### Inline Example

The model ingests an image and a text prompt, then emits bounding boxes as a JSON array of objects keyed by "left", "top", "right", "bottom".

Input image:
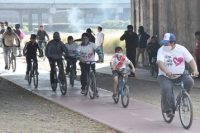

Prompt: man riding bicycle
[
  {"left": 45, "top": 32, "right": 68, "bottom": 86},
  {"left": 2, "top": 27, "right": 20, "bottom": 70},
  {"left": 76, "top": 33, "right": 103, "bottom": 95},
  {"left": 37, "top": 25, "right": 49, "bottom": 49},
  {"left": 157, "top": 33, "right": 199, "bottom": 117},
  {"left": 110, "top": 46, "right": 135, "bottom": 99}
]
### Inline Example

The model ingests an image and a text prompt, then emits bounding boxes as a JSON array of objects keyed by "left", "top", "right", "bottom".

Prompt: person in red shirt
[{"left": 195, "top": 31, "right": 200, "bottom": 77}]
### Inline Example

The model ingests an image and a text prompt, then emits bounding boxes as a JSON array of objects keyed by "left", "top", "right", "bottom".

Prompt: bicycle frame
[
  {"left": 118, "top": 73, "right": 128, "bottom": 96},
  {"left": 173, "top": 81, "right": 185, "bottom": 111}
]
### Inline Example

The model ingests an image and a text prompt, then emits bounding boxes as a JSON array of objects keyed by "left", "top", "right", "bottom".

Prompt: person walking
[
  {"left": 120, "top": 25, "right": 138, "bottom": 77},
  {"left": 95, "top": 26, "right": 104, "bottom": 62}
]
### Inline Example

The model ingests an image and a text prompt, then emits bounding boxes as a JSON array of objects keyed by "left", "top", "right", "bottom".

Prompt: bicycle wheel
[
  {"left": 28, "top": 71, "right": 32, "bottom": 85},
  {"left": 161, "top": 98, "right": 174, "bottom": 123},
  {"left": 121, "top": 85, "right": 129, "bottom": 108},
  {"left": 11, "top": 55, "right": 16, "bottom": 72},
  {"left": 69, "top": 68, "right": 75, "bottom": 87},
  {"left": 179, "top": 92, "right": 193, "bottom": 129},
  {"left": 59, "top": 70, "right": 67, "bottom": 95},
  {"left": 88, "top": 72, "right": 96, "bottom": 99},
  {"left": 51, "top": 72, "right": 57, "bottom": 92},
  {"left": 33, "top": 70, "right": 38, "bottom": 88}
]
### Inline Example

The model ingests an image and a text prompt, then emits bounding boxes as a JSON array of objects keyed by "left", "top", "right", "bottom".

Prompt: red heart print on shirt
[{"left": 173, "top": 57, "right": 183, "bottom": 66}]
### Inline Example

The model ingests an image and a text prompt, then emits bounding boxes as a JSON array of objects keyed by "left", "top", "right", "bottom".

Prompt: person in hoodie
[
  {"left": 45, "top": 32, "right": 68, "bottom": 86},
  {"left": 136, "top": 26, "right": 150, "bottom": 67}
]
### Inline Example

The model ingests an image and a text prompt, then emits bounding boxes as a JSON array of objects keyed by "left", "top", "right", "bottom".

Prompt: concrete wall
[{"left": 131, "top": 0, "right": 200, "bottom": 53}]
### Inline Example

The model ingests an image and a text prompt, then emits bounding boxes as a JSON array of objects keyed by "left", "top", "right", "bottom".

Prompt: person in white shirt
[
  {"left": 65, "top": 36, "right": 78, "bottom": 75},
  {"left": 157, "top": 33, "right": 199, "bottom": 117},
  {"left": 77, "top": 33, "right": 103, "bottom": 95},
  {"left": 110, "top": 46, "right": 135, "bottom": 99},
  {"left": 96, "top": 26, "right": 104, "bottom": 62}
]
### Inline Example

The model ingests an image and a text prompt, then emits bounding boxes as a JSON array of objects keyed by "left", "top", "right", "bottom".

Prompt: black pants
[
  {"left": 79, "top": 62, "right": 95, "bottom": 90},
  {"left": 48, "top": 58, "right": 63, "bottom": 84},
  {"left": 26, "top": 56, "right": 38, "bottom": 74},
  {"left": 126, "top": 48, "right": 136, "bottom": 67},
  {"left": 66, "top": 57, "right": 77, "bottom": 74}
]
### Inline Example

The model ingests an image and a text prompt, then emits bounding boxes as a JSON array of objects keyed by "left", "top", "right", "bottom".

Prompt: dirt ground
[{"left": 0, "top": 78, "right": 118, "bottom": 133}]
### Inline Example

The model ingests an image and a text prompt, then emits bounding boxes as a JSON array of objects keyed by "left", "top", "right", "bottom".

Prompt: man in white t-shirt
[
  {"left": 96, "top": 26, "right": 104, "bottom": 62},
  {"left": 110, "top": 46, "right": 135, "bottom": 99},
  {"left": 157, "top": 33, "right": 199, "bottom": 117}
]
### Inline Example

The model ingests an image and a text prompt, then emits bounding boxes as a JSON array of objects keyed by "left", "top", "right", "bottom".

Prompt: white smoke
[{"left": 67, "top": 8, "right": 84, "bottom": 32}]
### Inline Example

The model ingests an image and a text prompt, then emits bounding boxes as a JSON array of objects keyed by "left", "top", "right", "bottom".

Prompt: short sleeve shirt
[{"left": 157, "top": 44, "right": 193, "bottom": 76}]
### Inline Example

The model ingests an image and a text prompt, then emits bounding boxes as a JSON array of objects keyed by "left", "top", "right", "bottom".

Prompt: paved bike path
[{"left": 1, "top": 70, "right": 200, "bottom": 133}]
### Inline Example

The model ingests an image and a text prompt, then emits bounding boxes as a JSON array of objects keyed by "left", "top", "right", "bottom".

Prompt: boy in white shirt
[
  {"left": 110, "top": 46, "right": 135, "bottom": 99},
  {"left": 77, "top": 33, "right": 103, "bottom": 95},
  {"left": 65, "top": 36, "right": 78, "bottom": 75}
]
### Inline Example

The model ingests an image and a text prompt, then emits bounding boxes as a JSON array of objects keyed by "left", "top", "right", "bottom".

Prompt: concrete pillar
[
  {"left": 48, "top": 14, "right": 53, "bottom": 31},
  {"left": 28, "top": 12, "right": 33, "bottom": 32},
  {"left": 19, "top": 11, "right": 23, "bottom": 28},
  {"left": 38, "top": 13, "right": 43, "bottom": 26},
  {"left": 141, "top": 0, "right": 150, "bottom": 34}
]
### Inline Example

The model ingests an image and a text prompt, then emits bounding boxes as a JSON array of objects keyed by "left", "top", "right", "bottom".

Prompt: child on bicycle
[
  {"left": 65, "top": 36, "right": 78, "bottom": 75},
  {"left": 76, "top": 33, "right": 103, "bottom": 95},
  {"left": 110, "top": 46, "right": 135, "bottom": 99},
  {"left": 23, "top": 34, "right": 42, "bottom": 80}
]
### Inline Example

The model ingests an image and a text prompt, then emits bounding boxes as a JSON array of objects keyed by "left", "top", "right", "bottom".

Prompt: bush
[
  {"left": 104, "top": 34, "right": 125, "bottom": 54},
  {"left": 101, "top": 20, "right": 130, "bottom": 29}
]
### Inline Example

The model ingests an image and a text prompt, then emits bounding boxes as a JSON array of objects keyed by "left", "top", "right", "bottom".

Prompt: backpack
[
  {"left": 19, "top": 29, "right": 25, "bottom": 40},
  {"left": 116, "top": 55, "right": 126, "bottom": 70}
]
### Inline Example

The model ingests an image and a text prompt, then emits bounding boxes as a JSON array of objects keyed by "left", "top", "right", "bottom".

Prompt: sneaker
[
  {"left": 5, "top": 65, "right": 8, "bottom": 70},
  {"left": 112, "top": 93, "right": 117, "bottom": 100},
  {"left": 17, "top": 54, "right": 22, "bottom": 57},
  {"left": 166, "top": 109, "right": 174, "bottom": 118},
  {"left": 128, "top": 73, "right": 135, "bottom": 77},
  {"left": 81, "top": 89, "right": 85, "bottom": 95},
  {"left": 24, "top": 74, "right": 28, "bottom": 80}
]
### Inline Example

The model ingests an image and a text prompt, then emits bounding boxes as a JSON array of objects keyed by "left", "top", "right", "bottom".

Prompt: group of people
[
  {"left": 120, "top": 25, "right": 160, "bottom": 77},
  {"left": 1, "top": 22, "right": 200, "bottom": 118}
]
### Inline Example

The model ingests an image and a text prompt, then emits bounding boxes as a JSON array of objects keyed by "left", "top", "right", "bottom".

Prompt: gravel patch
[{"left": 0, "top": 78, "right": 119, "bottom": 133}]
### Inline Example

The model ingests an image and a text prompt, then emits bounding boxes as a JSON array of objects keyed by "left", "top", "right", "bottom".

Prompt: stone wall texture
[{"left": 131, "top": 0, "right": 200, "bottom": 53}]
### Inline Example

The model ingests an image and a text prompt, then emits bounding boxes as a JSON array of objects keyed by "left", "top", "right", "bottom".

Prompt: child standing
[{"left": 110, "top": 46, "right": 135, "bottom": 99}]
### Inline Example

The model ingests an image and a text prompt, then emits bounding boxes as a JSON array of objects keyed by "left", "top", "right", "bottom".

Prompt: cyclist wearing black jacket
[
  {"left": 45, "top": 32, "right": 68, "bottom": 85},
  {"left": 23, "top": 34, "right": 42, "bottom": 80}
]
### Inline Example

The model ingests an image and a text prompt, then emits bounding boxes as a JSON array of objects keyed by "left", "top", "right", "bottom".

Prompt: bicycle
[
  {"left": 27, "top": 59, "right": 38, "bottom": 88},
  {"left": 149, "top": 57, "right": 158, "bottom": 78},
  {"left": 113, "top": 69, "right": 130, "bottom": 108},
  {"left": 7, "top": 46, "right": 17, "bottom": 72},
  {"left": 68, "top": 58, "right": 76, "bottom": 87},
  {"left": 38, "top": 40, "right": 47, "bottom": 61},
  {"left": 51, "top": 58, "right": 67, "bottom": 95},
  {"left": 83, "top": 61, "right": 98, "bottom": 99},
  {"left": 161, "top": 74, "right": 193, "bottom": 129}
]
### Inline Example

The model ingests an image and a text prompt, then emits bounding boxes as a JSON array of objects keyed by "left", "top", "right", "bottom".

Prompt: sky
[{"left": 0, "top": 0, "right": 130, "bottom": 4}]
